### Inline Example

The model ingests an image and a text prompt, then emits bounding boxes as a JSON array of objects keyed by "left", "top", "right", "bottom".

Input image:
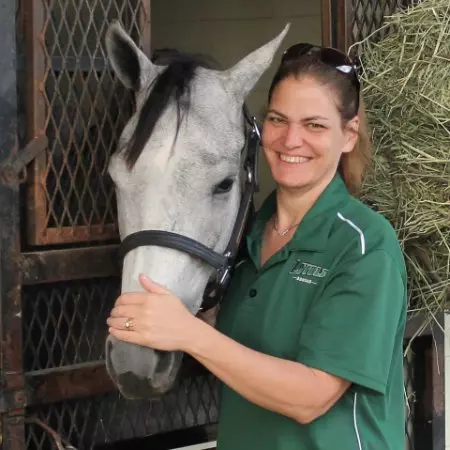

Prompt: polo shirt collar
[{"left": 247, "top": 174, "right": 350, "bottom": 262}]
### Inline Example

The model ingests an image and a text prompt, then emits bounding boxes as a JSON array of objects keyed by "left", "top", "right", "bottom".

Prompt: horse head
[{"left": 105, "top": 21, "right": 289, "bottom": 399}]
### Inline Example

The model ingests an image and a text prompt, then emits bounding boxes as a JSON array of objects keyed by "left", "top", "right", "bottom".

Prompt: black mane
[{"left": 124, "top": 49, "right": 219, "bottom": 169}]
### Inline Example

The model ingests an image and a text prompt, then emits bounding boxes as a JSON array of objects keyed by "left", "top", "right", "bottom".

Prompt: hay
[{"left": 352, "top": 0, "right": 450, "bottom": 320}]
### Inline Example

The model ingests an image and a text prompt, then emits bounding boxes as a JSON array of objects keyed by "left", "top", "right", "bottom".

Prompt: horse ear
[
  {"left": 223, "top": 23, "right": 290, "bottom": 98},
  {"left": 105, "top": 21, "right": 155, "bottom": 91}
]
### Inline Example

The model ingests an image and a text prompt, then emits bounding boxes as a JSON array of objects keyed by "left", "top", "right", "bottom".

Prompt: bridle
[{"left": 118, "top": 106, "right": 261, "bottom": 311}]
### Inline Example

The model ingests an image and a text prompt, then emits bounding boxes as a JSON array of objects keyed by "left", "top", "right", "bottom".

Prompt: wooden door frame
[{"left": 321, "top": 0, "right": 353, "bottom": 51}]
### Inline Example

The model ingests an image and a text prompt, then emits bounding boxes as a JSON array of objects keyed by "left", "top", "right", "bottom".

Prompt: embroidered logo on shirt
[{"left": 289, "top": 260, "right": 328, "bottom": 285}]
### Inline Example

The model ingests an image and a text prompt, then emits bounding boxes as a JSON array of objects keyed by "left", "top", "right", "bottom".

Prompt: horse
[{"left": 104, "top": 20, "right": 289, "bottom": 399}]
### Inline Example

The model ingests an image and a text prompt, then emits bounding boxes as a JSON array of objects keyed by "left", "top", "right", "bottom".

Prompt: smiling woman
[{"left": 213, "top": 44, "right": 407, "bottom": 450}]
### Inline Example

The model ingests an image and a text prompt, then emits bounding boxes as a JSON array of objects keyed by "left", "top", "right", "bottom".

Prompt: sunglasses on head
[{"left": 281, "top": 43, "right": 361, "bottom": 97}]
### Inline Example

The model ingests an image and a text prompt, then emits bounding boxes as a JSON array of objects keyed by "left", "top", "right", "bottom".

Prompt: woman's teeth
[{"left": 279, "top": 154, "right": 310, "bottom": 164}]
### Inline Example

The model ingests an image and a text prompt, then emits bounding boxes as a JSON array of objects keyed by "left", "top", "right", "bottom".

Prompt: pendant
[{"left": 272, "top": 216, "right": 300, "bottom": 237}]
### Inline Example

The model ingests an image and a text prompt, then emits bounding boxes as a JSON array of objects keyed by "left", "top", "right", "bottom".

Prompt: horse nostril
[{"left": 117, "top": 372, "right": 155, "bottom": 399}]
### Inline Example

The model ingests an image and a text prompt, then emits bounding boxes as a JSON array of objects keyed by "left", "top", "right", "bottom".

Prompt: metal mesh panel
[
  {"left": 26, "top": 0, "right": 150, "bottom": 245},
  {"left": 22, "top": 277, "right": 120, "bottom": 371},
  {"left": 351, "top": 0, "right": 421, "bottom": 43},
  {"left": 44, "top": 69, "right": 123, "bottom": 230},
  {"left": 25, "top": 374, "right": 218, "bottom": 450}
]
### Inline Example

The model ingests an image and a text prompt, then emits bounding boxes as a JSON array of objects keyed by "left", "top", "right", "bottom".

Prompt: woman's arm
[
  {"left": 185, "top": 317, "right": 350, "bottom": 424},
  {"left": 108, "top": 276, "right": 350, "bottom": 424}
]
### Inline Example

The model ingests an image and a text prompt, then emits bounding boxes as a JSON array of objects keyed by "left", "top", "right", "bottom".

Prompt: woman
[{"left": 107, "top": 44, "right": 407, "bottom": 450}]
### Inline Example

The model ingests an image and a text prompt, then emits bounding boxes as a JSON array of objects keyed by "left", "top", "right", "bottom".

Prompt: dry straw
[{"left": 352, "top": 0, "right": 450, "bottom": 323}]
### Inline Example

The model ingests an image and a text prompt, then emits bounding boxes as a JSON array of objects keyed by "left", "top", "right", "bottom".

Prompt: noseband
[{"left": 118, "top": 106, "right": 261, "bottom": 311}]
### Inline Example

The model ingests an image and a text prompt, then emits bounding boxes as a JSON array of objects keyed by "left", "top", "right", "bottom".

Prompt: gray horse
[{"left": 105, "top": 21, "right": 289, "bottom": 399}]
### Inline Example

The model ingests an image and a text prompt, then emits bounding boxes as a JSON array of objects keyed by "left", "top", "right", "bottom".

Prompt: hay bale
[{"left": 353, "top": 0, "right": 450, "bottom": 319}]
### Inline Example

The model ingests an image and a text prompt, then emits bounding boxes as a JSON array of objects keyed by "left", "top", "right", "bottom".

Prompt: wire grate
[
  {"left": 22, "top": 278, "right": 120, "bottom": 371},
  {"left": 25, "top": 374, "right": 219, "bottom": 450},
  {"left": 26, "top": 0, "right": 150, "bottom": 244},
  {"left": 351, "top": 0, "right": 423, "bottom": 43}
]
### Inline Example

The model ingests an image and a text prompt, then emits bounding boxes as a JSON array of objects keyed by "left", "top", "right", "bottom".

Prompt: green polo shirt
[{"left": 216, "top": 174, "right": 407, "bottom": 450}]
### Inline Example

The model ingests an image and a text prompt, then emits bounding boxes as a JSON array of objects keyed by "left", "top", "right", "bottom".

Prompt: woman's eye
[
  {"left": 213, "top": 178, "right": 234, "bottom": 194},
  {"left": 267, "top": 115, "right": 286, "bottom": 125},
  {"left": 307, "top": 122, "right": 325, "bottom": 129}
]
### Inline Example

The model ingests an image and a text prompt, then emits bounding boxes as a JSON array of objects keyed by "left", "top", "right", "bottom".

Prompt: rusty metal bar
[
  {"left": 0, "top": 0, "right": 25, "bottom": 448},
  {"left": 24, "top": 361, "right": 115, "bottom": 407},
  {"left": 35, "top": 224, "right": 118, "bottom": 246},
  {"left": 24, "top": 0, "right": 48, "bottom": 246},
  {"left": 23, "top": 356, "right": 208, "bottom": 407},
  {"left": 20, "top": 245, "right": 120, "bottom": 285},
  {"left": 140, "top": 0, "right": 152, "bottom": 55}
]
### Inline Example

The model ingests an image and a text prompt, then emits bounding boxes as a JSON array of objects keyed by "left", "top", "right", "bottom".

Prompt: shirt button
[{"left": 249, "top": 288, "right": 257, "bottom": 298}]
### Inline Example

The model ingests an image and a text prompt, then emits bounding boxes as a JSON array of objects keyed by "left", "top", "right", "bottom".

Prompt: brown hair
[{"left": 268, "top": 57, "right": 372, "bottom": 196}]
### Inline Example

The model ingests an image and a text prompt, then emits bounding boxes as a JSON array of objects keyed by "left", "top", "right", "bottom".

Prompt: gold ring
[{"left": 124, "top": 318, "right": 134, "bottom": 331}]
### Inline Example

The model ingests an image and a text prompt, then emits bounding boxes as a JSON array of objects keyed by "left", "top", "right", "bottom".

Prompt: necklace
[{"left": 272, "top": 216, "right": 301, "bottom": 236}]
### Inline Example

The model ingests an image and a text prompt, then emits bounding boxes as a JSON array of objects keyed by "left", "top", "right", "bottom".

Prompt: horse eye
[{"left": 213, "top": 178, "right": 234, "bottom": 194}]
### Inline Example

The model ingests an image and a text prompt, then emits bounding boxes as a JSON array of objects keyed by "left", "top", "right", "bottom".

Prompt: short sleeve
[{"left": 296, "top": 250, "right": 406, "bottom": 395}]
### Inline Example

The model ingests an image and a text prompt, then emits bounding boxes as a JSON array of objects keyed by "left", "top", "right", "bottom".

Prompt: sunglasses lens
[
  {"left": 279, "top": 44, "right": 361, "bottom": 115},
  {"left": 322, "top": 48, "right": 348, "bottom": 66},
  {"left": 281, "top": 43, "right": 315, "bottom": 63},
  {"left": 282, "top": 44, "right": 360, "bottom": 87}
]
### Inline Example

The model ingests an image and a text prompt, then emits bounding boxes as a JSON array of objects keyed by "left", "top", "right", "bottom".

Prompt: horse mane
[{"left": 124, "top": 49, "right": 220, "bottom": 169}]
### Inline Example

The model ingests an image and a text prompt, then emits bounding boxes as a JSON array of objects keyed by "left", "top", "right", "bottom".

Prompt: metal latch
[{"left": 0, "top": 135, "right": 48, "bottom": 184}]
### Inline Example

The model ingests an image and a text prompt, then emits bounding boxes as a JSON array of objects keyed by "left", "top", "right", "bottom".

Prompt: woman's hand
[{"left": 107, "top": 274, "right": 198, "bottom": 352}]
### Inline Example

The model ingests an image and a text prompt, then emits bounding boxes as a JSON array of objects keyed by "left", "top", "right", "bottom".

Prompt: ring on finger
[{"left": 124, "top": 318, "right": 135, "bottom": 331}]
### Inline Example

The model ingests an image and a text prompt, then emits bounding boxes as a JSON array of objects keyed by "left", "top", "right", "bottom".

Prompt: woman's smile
[{"left": 278, "top": 153, "right": 311, "bottom": 164}]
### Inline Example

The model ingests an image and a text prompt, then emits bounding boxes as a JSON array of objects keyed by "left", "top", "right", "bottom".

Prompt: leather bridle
[{"left": 119, "top": 106, "right": 261, "bottom": 311}]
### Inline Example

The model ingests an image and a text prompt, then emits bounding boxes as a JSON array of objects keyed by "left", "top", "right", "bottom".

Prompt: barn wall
[{"left": 150, "top": 0, "right": 322, "bottom": 207}]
